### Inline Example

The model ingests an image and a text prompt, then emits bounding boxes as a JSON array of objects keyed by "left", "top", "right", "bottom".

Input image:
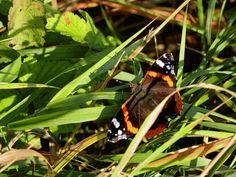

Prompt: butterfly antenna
[{"left": 154, "top": 34, "right": 159, "bottom": 59}]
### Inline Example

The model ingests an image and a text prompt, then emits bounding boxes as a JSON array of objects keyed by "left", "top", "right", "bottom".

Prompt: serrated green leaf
[
  {"left": 8, "top": 0, "right": 45, "bottom": 49},
  {"left": 46, "top": 11, "right": 114, "bottom": 49}
]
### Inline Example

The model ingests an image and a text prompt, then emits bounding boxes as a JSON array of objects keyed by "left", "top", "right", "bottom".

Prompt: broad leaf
[
  {"left": 46, "top": 11, "right": 115, "bottom": 49},
  {"left": 8, "top": 0, "right": 45, "bottom": 49},
  {"left": 0, "top": 0, "right": 12, "bottom": 16},
  {"left": 0, "top": 56, "right": 21, "bottom": 82}
]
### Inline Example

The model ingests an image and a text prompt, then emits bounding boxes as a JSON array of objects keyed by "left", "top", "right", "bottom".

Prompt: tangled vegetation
[{"left": 0, "top": 0, "right": 235, "bottom": 176}]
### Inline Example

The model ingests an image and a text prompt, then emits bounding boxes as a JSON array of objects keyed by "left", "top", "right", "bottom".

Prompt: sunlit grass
[{"left": 0, "top": 0, "right": 235, "bottom": 176}]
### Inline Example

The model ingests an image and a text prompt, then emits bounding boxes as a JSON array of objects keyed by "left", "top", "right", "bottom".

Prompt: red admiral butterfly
[{"left": 107, "top": 53, "right": 182, "bottom": 143}]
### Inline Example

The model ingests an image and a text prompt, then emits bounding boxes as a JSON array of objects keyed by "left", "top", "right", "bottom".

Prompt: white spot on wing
[
  {"left": 156, "top": 60, "right": 165, "bottom": 68},
  {"left": 171, "top": 70, "right": 175, "bottom": 75},
  {"left": 112, "top": 118, "right": 120, "bottom": 128},
  {"left": 118, "top": 130, "right": 123, "bottom": 135},
  {"left": 163, "top": 53, "right": 168, "bottom": 58},
  {"left": 166, "top": 65, "right": 171, "bottom": 70}
]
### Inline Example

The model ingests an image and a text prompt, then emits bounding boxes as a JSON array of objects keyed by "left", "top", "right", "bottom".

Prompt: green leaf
[
  {"left": 190, "top": 130, "right": 234, "bottom": 139},
  {"left": 223, "top": 75, "right": 236, "bottom": 89},
  {"left": 20, "top": 44, "right": 88, "bottom": 60},
  {"left": 8, "top": 0, "right": 45, "bottom": 49},
  {"left": 205, "top": 0, "right": 216, "bottom": 46},
  {"left": 0, "top": 20, "right": 4, "bottom": 29},
  {"left": 200, "top": 14, "right": 236, "bottom": 69},
  {"left": 49, "top": 19, "right": 150, "bottom": 102},
  {"left": 0, "top": 45, "right": 20, "bottom": 64},
  {"left": 113, "top": 71, "right": 136, "bottom": 82},
  {"left": 200, "top": 122, "right": 236, "bottom": 133},
  {"left": 183, "top": 103, "right": 236, "bottom": 123},
  {"left": 7, "top": 91, "right": 127, "bottom": 130},
  {"left": 8, "top": 105, "right": 118, "bottom": 130},
  {"left": 0, "top": 0, "right": 12, "bottom": 16},
  {"left": 177, "top": 5, "right": 188, "bottom": 87},
  {"left": 0, "top": 90, "right": 22, "bottom": 116},
  {"left": 46, "top": 11, "right": 114, "bottom": 49},
  {"left": 0, "top": 82, "right": 58, "bottom": 89},
  {"left": 0, "top": 46, "right": 110, "bottom": 124},
  {"left": 0, "top": 56, "right": 21, "bottom": 82},
  {"left": 0, "top": 90, "right": 41, "bottom": 125},
  {"left": 44, "top": 91, "right": 128, "bottom": 113},
  {"left": 99, "top": 152, "right": 162, "bottom": 163},
  {"left": 18, "top": 54, "right": 73, "bottom": 83}
]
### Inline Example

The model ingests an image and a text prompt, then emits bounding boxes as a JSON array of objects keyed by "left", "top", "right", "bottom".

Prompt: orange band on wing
[
  {"left": 146, "top": 71, "right": 174, "bottom": 88},
  {"left": 175, "top": 93, "right": 182, "bottom": 114},
  {"left": 162, "top": 75, "right": 174, "bottom": 87},
  {"left": 121, "top": 104, "right": 138, "bottom": 134},
  {"left": 146, "top": 71, "right": 161, "bottom": 78},
  {"left": 145, "top": 124, "right": 167, "bottom": 138}
]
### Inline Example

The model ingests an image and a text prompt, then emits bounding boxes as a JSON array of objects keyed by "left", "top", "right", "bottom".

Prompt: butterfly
[{"left": 107, "top": 53, "right": 182, "bottom": 143}]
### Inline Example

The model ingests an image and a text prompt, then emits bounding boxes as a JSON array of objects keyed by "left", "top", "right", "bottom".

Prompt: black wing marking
[{"left": 107, "top": 109, "right": 130, "bottom": 143}]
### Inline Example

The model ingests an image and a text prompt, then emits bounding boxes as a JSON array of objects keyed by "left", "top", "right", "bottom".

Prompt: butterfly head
[{"left": 152, "top": 53, "right": 176, "bottom": 76}]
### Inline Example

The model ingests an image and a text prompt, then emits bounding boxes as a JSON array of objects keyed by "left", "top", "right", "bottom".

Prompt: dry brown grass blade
[
  {"left": 199, "top": 134, "right": 236, "bottom": 177},
  {"left": 145, "top": 136, "right": 234, "bottom": 169},
  {"left": 68, "top": 0, "right": 194, "bottom": 25},
  {"left": 128, "top": 0, "right": 191, "bottom": 60},
  {"left": 0, "top": 149, "right": 52, "bottom": 173},
  {"left": 52, "top": 131, "right": 106, "bottom": 175},
  {"left": 112, "top": 83, "right": 235, "bottom": 176}
]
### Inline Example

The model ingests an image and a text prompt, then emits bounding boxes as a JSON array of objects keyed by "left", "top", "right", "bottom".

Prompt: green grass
[{"left": 0, "top": 0, "right": 236, "bottom": 177}]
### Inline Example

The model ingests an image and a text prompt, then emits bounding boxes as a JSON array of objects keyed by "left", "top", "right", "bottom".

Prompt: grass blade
[
  {"left": 8, "top": 106, "right": 117, "bottom": 130},
  {"left": 199, "top": 134, "right": 236, "bottom": 177},
  {"left": 197, "top": 0, "right": 205, "bottom": 49},
  {"left": 129, "top": 83, "right": 235, "bottom": 175},
  {"left": 177, "top": 4, "right": 188, "bottom": 87},
  {"left": 0, "top": 82, "right": 58, "bottom": 89},
  {"left": 205, "top": 0, "right": 216, "bottom": 46},
  {"left": 52, "top": 132, "right": 106, "bottom": 175},
  {"left": 144, "top": 137, "right": 234, "bottom": 171},
  {"left": 49, "top": 19, "right": 154, "bottom": 103}
]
